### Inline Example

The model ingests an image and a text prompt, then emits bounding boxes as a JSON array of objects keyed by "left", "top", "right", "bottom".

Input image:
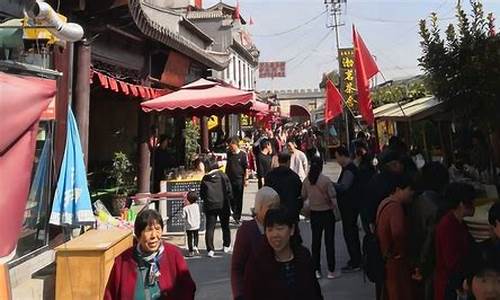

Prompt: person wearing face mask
[
  {"left": 375, "top": 174, "right": 417, "bottom": 300},
  {"left": 434, "top": 183, "right": 476, "bottom": 300},
  {"left": 243, "top": 208, "right": 323, "bottom": 300},
  {"left": 105, "top": 209, "right": 196, "bottom": 300},
  {"left": 231, "top": 187, "right": 281, "bottom": 300}
]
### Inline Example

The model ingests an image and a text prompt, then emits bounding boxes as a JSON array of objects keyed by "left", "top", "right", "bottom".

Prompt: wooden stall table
[{"left": 55, "top": 228, "right": 133, "bottom": 300}]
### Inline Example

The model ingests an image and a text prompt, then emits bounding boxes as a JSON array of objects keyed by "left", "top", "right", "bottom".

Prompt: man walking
[
  {"left": 287, "top": 141, "right": 308, "bottom": 182},
  {"left": 256, "top": 139, "right": 273, "bottom": 189},
  {"left": 334, "top": 146, "right": 362, "bottom": 272},
  {"left": 226, "top": 137, "right": 248, "bottom": 224},
  {"left": 265, "top": 153, "right": 303, "bottom": 224}
]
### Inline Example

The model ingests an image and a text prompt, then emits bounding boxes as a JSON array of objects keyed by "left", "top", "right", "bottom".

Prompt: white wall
[{"left": 220, "top": 52, "right": 256, "bottom": 90}]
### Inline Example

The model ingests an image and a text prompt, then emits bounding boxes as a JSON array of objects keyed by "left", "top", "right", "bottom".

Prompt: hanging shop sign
[
  {"left": 338, "top": 48, "right": 357, "bottom": 109},
  {"left": 259, "top": 61, "right": 286, "bottom": 78},
  {"left": 240, "top": 114, "right": 254, "bottom": 127}
]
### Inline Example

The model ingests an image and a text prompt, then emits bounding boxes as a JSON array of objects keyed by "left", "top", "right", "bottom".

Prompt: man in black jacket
[
  {"left": 334, "top": 146, "right": 362, "bottom": 272},
  {"left": 264, "top": 153, "right": 303, "bottom": 223},
  {"left": 256, "top": 139, "right": 273, "bottom": 189},
  {"left": 362, "top": 150, "right": 405, "bottom": 233},
  {"left": 226, "top": 137, "right": 248, "bottom": 224},
  {"left": 201, "top": 157, "right": 233, "bottom": 257}
]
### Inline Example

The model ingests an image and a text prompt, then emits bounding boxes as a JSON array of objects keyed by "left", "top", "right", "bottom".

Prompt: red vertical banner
[{"left": 353, "top": 25, "right": 379, "bottom": 126}]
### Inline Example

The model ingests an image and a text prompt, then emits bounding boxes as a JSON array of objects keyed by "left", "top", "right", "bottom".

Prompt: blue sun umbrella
[{"left": 49, "top": 108, "right": 95, "bottom": 227}]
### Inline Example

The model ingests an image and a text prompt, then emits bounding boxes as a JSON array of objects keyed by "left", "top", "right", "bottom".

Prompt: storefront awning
[
  {"left": 92, "top": 69, "right": 169, "bottom": 100},
  {"left": 141, "top": 78, "right": 257, "bottom": 116},
  {"left": 375, "top": 96, "right": 444, "bottom": 122},
  {"left": 0, "top": 72, "right": 55, "bottom": 258}
]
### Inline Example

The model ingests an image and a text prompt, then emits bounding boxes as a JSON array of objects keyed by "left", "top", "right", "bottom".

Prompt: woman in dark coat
[{"left": 243, "top": 208, "right": 323, "bottom": 300}]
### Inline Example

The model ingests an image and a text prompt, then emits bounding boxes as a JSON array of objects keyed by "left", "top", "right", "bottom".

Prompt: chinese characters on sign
[
  {"left": 240, "top": 114, "right": 254, "bottom": 127},
  {"left": 338, "top": 48, "right": 357, "bottom": 109},
  {"left": 259, "top": 62, "right": 286, "bottom": 78}
]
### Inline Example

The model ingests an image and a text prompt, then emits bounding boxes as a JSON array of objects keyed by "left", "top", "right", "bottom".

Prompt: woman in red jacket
[
  {"left": 243, "top": 208, "right": 323, "bottom": 300},
  {"left": 105, "top": 209, "right": 196, "bottom": 300}
]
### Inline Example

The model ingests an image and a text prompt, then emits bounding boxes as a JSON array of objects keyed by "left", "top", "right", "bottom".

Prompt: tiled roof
[
  {"left": 186, "top": 10, "right": 224, "bottom": 20},
  {"left": 128, "top": 0, "right": 229, "bottom": 70}
]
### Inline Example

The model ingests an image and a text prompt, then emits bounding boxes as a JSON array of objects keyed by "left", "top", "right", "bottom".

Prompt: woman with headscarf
[{"left": 105, "top": 209, "right": 196, "bottom": 300}]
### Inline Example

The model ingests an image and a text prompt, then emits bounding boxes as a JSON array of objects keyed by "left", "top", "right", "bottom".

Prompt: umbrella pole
[{"left": 0, "top": 263, "right": 12, "bottom": 300}]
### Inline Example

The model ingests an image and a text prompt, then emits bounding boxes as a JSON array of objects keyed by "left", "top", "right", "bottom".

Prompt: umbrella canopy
[
  {"left": 49, "top": 108, "right": 95, "bottom": 227},
  {"left": 0, "top": 72, "right": 55, "bottom": 258},
  {"left": 141, "top": 78, "right": 260, "bottom": 116}
]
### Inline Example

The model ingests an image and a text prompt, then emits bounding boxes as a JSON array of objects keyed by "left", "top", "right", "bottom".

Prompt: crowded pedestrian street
[
  {"left": 186, "top": 162, "right": 373, "bottom": 300},
  {"left": 1, "top": 0, "right": 500, "bottom": 300}
]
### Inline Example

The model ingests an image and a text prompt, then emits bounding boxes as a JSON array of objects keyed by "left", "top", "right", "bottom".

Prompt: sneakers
[
  {"left": 223, "top": 246, "right": 232, "bottom": 253},
  {"left": 193, "top": 247, "right": 200, "bottom": 255},
  {"left": 327, "top": 271, "right": 341, "bottom": 279},
  {"left": 207, "top": 250, "right": 215, "bottom": 258},
  {"left": 315, "top": 271, "right": 322, "bottom": 279},
  {"left": 186, "top": 251, "right": 195, "bottom": 257},
  {"left": 341, "top": 264, "right": 361, "bottom": 273}
]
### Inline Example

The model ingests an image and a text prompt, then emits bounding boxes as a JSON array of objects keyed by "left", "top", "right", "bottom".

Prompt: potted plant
[{"left": 109, "top": 152, "right": 134, "bottom": 215}]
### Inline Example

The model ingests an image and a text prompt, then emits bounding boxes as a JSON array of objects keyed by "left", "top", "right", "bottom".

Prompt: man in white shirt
[{"left": 287, "top": 141, "right": 308, "bottom": 181}]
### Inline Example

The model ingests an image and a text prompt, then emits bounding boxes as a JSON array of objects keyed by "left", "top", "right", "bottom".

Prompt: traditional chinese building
[
  {"left": 262, "top": 88, "right": 325, "bottom": 124},
  {"left": 183, "top": 1, "right": 260, "bottom": 137}
]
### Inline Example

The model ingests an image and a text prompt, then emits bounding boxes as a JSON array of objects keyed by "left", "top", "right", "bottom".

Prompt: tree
[
  {"left": 371, "top": 76, "right": 430, "bottom": 107},
  {"left": 419, "top": 1, "right": 500, "bottom": 130},
  {"left": 319, "top": 70, "right": 340, "bottom": 89}
]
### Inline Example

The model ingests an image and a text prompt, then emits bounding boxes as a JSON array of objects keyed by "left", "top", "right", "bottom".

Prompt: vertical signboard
[{"left": 338, "top": 48, "right": 357, "bottom": 109}]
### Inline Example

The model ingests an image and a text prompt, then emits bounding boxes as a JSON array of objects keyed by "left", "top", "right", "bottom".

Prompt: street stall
[
  {"left": 374, "top": 96, "right": 450, "bottom": 162},
  {"left": 141, "top": 78, "right": 269, "bottom": 234}
]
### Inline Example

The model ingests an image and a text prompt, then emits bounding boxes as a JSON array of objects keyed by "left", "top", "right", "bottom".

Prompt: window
[
  {"left": 243, "top": 62, "right": 247, "bottom": 90},
  {"left": 238, "top": 60, "right": 242, "bottom": 88},
  {"left": 233, "top": 56, "right": 237, "bottom": 84},
  {"left": 11, "top": 121, "right": 54, "bottom": 263}
]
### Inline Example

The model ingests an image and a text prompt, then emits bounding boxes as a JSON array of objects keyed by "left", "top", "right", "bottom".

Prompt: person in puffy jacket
[{"left": 200, "top": 156, "right": 233, "bottom": 257}]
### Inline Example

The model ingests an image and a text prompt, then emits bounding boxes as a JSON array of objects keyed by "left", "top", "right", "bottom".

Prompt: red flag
[
  {"left": 97, "top": 72, "right": 108, "bottom": 89},
  {"left": 129, "top": 85, "right": 139, "bottom": 97},
  {"left": 233, "top": 1, "right": 240, "bottom": 20},
  {"left": 353, "top": 25, "right": 379, "bottom": 125},
  {"left": 119, "top": 81, "right": 129, "bottom": 95},
  {"left": 324, "top": 79, "right": 344, "bottom": 123},
  {"left": 108, "top": 77, "right": 119, "bottom": 92}
]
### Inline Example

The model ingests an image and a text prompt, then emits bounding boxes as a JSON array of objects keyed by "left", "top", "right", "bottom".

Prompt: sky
[{"left": 204, "top": 0, "right": 500, "bottom": 91}]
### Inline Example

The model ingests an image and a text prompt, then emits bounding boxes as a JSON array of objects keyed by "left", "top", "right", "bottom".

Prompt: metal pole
[{"left": 327, "top": 0, "right": 350, "bottom": 150}]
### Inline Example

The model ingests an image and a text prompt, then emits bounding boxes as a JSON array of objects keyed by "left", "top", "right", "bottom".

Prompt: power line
[
  {"left": 349, "top": 13, "right": 454, "bottom": 24},
  {"left": 252, "top": 10, "right": 327, "bottom": 37},
  {"left": 288, "top": 30, "right": 333, "bottom": 71}
]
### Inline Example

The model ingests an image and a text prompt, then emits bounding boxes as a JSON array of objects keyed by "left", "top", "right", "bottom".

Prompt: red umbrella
[
  {"left": 0, "top": 72, "right": 55, "bottom": 258},
  {"left": 141, "top": 78, "right": 257, "bottom": 116}
]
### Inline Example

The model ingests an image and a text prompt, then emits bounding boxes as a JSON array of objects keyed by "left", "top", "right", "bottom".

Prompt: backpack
[{"left": 362, "top": 202, "right": 391, "bottom": 283}]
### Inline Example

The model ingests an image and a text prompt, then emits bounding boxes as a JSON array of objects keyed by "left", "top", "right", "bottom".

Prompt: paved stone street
[{"left": 183, "top": 162, "right": 375, "bottom": 300}]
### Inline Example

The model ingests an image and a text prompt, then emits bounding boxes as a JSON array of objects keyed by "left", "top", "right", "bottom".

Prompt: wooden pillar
[
  {"left": 53, "top": 45, "right": 70, "bottom": 174},
  {"left": 174, "top": 117, "right": 186, "bottom": 165},
  {"left": 200, "top": 116, "right": 209, "bottom": 152},
  {"left": 137, "top": 109, "right": 151, "bottom": 193},
  {"left": 73, "top": 40, "right": 91, "bottom": 166},
  {"left": 0, "top": 263, "right": 11, "bottom": 300},
  {"left": 224, "top": 115, "right": 230, "bottom": 136}
]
